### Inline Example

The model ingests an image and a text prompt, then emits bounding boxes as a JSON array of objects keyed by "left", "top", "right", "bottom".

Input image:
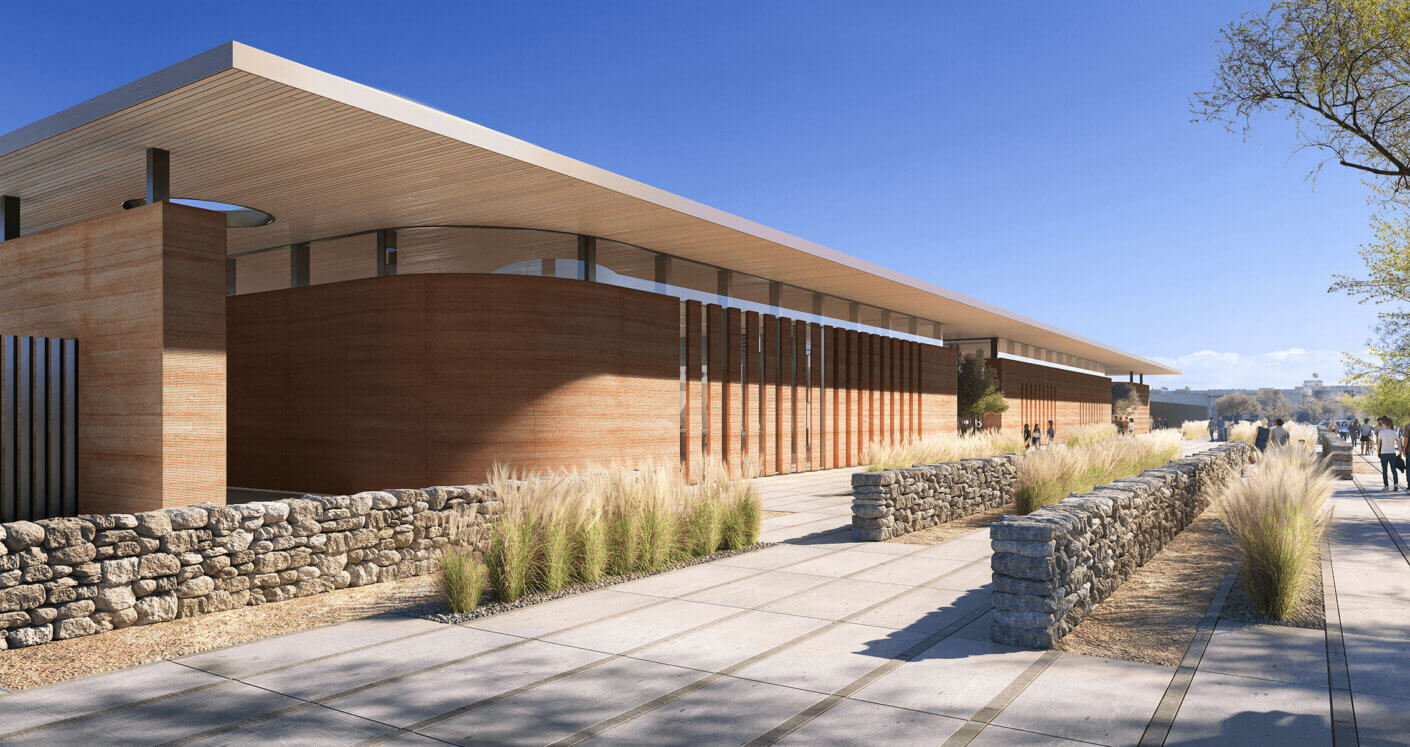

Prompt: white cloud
[{"left": 1152, "top": 348, "right": 1349, "bottom": 390}]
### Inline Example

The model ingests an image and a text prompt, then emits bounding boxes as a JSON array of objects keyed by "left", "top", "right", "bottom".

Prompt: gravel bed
[
  {"left": 414, "top": 542, "right": 775, "bottom": 624},
  {"left": 1056, "top": 510, "right": 1240, "bottom": 666},
  {"left": 883, "top": 504, "right": 1012, "bottom": 546}
]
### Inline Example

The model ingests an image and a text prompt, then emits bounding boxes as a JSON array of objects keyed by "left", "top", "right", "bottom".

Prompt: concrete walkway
[{"left": 0, "top": 440, "right": 1392, "bottom": 745}]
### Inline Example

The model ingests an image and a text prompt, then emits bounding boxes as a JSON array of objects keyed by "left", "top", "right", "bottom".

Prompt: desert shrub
[
  {"left": 1014, "top": 430, "right": 1183, "bottom": 514},
  {"left": 1183, "top": 420, "right": 1211, "bottom": 440},
  {"left": 864, "top": 431, "right": 1026, "bottom": 471},
  {"left": 1220, "top": 447, "right": 1332, "bottom": 619},
  {"left": 440, "top": 545, "right": 487, "bottom": 613}
]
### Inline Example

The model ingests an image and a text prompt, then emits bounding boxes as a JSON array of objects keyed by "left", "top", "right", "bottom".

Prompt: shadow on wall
[{"left": 227, "top": 274, "right": 681, "bottom": 495}]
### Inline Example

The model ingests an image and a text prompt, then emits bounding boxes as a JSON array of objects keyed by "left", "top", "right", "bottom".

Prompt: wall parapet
[
  {"left": 0, "top": 485, "right": 500, "bottom": 649},
  {"left": 988, "top": 442, "right": 1252, "bottom": 648},
  {"left": 851, "top": 455, "right": 1020, "bottom": 541}
]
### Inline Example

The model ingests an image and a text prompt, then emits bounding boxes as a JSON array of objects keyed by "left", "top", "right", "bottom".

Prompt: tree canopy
[
  {"left": 1343, "top": 376, "right": 1410, "bottom": 422},
  {"left": 1198, "top": 0, "right": 1410, "bottom": 382},
  {"left": 1196, "top": 0, "right": 1410, "bottom": 186},
  {"left": 953, "top": 350, "right": 1008, "bottom": 431},
  {"left": 1255, "top": 388, "right": 1296, "bottom": 420},
  {"left": 1216, "top": 392, "right": 1260, "bottom": 418}
]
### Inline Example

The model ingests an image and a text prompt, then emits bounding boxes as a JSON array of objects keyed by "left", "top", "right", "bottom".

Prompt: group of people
[
  {"left": 1361, "top": 417, "right": 1410, "bottom": 491},
  {"left": 1115, "top": 416, "right": 1138, "bottom": 435},
  {"left": 1021, "top": 420, "right": 1055, "bottom": 449}
]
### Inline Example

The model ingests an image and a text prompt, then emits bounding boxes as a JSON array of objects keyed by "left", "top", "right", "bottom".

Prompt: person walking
[
  {"left": 1046, "top": 420, "right": 1056, "bottom": 446},
  {"left": 1362, "top": 418, "right": 1375, "bottom": 455},
  {"left": 1031, "top": 423, "right": 1042, "bottom": 449},
  {"left": 1022, "top": 423, "right": 1032, "bottom": 450},
  {"left": 1380, "top": 418, "right": 1402, "bottom": 490},
  {"left": 1207, "top": 417, "right": 1217, "bottom": 440},
  {"left": 1270, "top": 418, "right": 1289, "bottom": 447}
]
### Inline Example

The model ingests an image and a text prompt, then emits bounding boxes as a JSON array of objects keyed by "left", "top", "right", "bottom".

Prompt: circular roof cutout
[{"left": 121, "top": 198, "right": 274, "bottom": 228}]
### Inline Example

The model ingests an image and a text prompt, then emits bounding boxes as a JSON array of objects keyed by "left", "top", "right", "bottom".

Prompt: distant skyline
[{"left": 0, "top": 2, "right": 1377, "bottom": 388}]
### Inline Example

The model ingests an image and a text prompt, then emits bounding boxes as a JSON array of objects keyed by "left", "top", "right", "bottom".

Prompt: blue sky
[{"left": 1, "top": 2, "right": 1377, "bottom": 389}]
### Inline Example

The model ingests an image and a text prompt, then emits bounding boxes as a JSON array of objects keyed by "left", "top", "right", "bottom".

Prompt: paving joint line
[
  {"left": 939, "top": 649, "right": 1062, "bottom": 747},
  {"left": 529, "top": 555, "right": 995, "bottom": 746},
  {"left": 1135, "top": 566, "right": 1239, "bottom": 746},
  {"left": 0, "top": 541, "right": 862, "bottom": 741},
  {"left": 1348, "top": 463, "right": 1410, "bottom": 567},
  {"left": 745, "top": 601, "right": 992, "bottom": 746},
  {"left": 1320, "top": 534, "right": 1360, "bottom": 747}
]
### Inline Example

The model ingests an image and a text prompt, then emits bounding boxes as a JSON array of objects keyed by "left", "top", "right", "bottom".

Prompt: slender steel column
[
  {"left": 146, "top": 148, "right": 170, "bottom": 204},
  {"left": 291, "top": 242, "right": 311, "bottom": 287},
  {"left": 654, "top": 254, "right": 672, "bottom": 289},
  {"left": 376, "top": 229, "right": 398, "bottom": 277},
  {"left": 1, "top": 196, "right": 17, "bottom": 241},
  {"left": 716, "top": 269, "right": 732, "bottom": 305},
  {"left": 577, "top": 235, "right": 597, "bottom": 281}
]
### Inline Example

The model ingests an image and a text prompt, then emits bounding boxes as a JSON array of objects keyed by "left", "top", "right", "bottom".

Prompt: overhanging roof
[{"left": 0, "top": 42, "right": 1177, "bottom": 377}]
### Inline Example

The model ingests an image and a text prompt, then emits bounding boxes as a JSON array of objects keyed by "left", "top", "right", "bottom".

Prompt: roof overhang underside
[{"left": 0, "top": 42, "right": 1177, "bottom": 377}]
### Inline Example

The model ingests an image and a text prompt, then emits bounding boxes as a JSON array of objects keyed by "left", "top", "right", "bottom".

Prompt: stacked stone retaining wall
[
  {"left": 0, "top": 486, "right": 500, "bottom": 649},
  {"left": 1318, "top": 426, "right": 1354, "bottom": 480},
  {"left": 988, "top": 442, "right": 1252, "bottom": 648},
  {"left": 852, "top": 455, "right": 1020, "bottom": 541}
]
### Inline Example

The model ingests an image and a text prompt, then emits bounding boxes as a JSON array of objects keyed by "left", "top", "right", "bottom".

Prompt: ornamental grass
[
  {"left": 440, "top": 545, "right": 487, "bottom": 613},
  {"left": 1182, "top": 420, "right": 1210, "bottom": 440},
  {"left": 1014, "top": 430, "right": 1183, "bottom": 514},
  {"left": 1063, "top": 423, "right": 1118, "bottom": 448},
  {"left": 863, "top": 431, "right": 1027, "bottom": 471},
  {"left": 441, "top": 461, "right": 761, "bottom": 610},
  {"left": 1219, "top": 446, "right": 1333, "bottom": 620}
]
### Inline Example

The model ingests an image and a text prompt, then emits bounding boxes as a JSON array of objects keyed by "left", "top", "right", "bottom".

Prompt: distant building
[{"left": 1150, "top": 381, "right": 1367, "bottom": 420}]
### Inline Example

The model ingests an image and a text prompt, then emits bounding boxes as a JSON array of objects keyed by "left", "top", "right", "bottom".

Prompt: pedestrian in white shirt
[{"left": 1378, "top": 418, "right": 1401, "bottom": 490}]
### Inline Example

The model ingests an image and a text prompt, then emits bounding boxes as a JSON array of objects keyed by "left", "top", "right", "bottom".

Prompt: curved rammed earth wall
[{"left": 227, "top": 274, "right": 680, "bottom": 494}]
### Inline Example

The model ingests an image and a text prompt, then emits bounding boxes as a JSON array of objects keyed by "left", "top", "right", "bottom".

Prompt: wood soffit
[{"left": 0, "top": 42, "right": 1177, "bottom": 377}]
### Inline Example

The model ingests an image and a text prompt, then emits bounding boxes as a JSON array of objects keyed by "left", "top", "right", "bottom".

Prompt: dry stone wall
[
  {"left": 1318, "top": 426, "right": 1353, "bottom": 480},
  {"left": 0, "top": 486, "right": 500, "bottom": 649},
  {"left": 989, "top": 442, "right": 1252, "bottom": 648},
  {"left": 852, "top": 455, "right": 1020, "bottom": 541}
]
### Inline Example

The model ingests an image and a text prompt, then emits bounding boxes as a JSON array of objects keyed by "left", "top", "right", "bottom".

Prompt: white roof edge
[{"left": 0, "top": 41, "right": 1178, "bottom": 377}]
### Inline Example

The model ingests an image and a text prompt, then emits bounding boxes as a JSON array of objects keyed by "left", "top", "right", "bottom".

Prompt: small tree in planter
[{"left": 955, "top": 350, "right": 1008, "bottom": 434}]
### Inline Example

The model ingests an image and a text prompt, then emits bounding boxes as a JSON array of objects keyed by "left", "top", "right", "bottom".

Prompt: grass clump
[
  {"left": 1182, "top": 420, "right": 1209, "bottom": 440},
  {"left": 440, "top": 545, "right": 487, "bottom": 613},
  {"left": 1063, "top": 423, "right": 1118, "bottom": 448},
  {"left": 1014, "top": 430, "right": 1183, "bottom": 514},
  {"left": 448, "top": 460, "right": 760, "bottom": 612},
  {"left": 1220, "top": 447, "right": 1332, "bottom": 620},
  {"left": 864, "top": 431, "right": 1027, "bottom": 471},
  {"left": 487, "top": 507, "right": 535, "bottom": 603}
]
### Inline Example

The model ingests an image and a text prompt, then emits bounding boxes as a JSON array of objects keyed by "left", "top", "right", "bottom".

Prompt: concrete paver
[
  {"left": 775, "top": 697, "right": 965, "bottom": 744},
  {"left": 991, "top": 653, "right": 1173, "bottom": 746},
  {"left": 9, "top": 452, "right": 1405, "bottom": 745},
  {"left": 1161, "top": 670, "right": 1332, "bottom": 746}
]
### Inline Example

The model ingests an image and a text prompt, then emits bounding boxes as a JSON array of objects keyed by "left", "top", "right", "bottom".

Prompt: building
[
  {"left": 1150, "top": 381, "right": 1367, "bottom": 422},
  {"left": 0, "top": 43, "right": 1175, "bottom": 518}
]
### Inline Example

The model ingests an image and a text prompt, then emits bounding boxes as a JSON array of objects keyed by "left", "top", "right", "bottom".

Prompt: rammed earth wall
[
  {"left": 851, "top": 455, "right": 1020, "bottom": 541},
  {"left": 988, "top": 442, "right": 1252, "bottom": 648},
  {"left": 0, "top": 486, "right": 500, "bottom": 649}
]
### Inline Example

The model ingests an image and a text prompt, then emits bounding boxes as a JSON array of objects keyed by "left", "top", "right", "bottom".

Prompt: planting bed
[{"left": 418, "top": 542, "right": 773, "bottom": 625}]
